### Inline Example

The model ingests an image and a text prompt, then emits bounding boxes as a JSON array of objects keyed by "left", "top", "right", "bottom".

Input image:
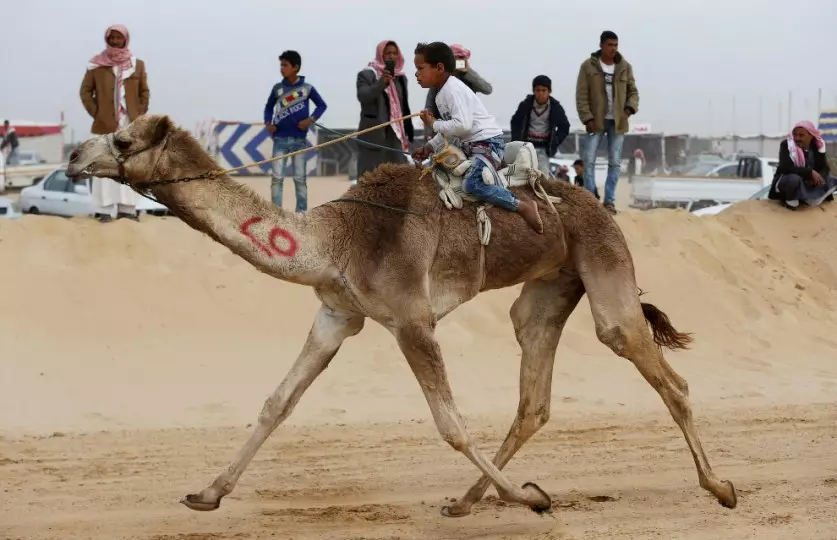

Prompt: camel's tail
[{"left": 641, "top": 302, "right": 694, "bottom": 351}]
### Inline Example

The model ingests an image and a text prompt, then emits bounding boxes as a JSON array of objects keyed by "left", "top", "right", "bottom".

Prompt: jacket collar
[
  {"left": 281, "top": 75, "right": 305, "bottom": 86},
  {"left": 589, "top": 50, "right": 624, "bottom": 66}
]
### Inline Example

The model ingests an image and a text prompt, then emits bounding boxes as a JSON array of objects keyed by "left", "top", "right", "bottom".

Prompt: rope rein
[{"left": 125, "top": 112, "right": 423, "bottom": 193}]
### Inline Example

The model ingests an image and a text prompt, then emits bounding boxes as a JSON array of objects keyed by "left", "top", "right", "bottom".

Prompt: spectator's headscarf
[
  {"left": 788, "top": 120, "right": 825, "bottom": 167},
  {"left": 367, "top": 40, "right": 408, "bottom": 151},
  {"left": 450, "top": 44, "right": 471, "bottom": 59},
  {"left": 88, "top": 24, "right": 133, "bottom": 71}
]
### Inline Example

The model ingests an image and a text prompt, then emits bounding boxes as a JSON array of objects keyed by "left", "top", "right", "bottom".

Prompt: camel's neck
[{"left": 151, "top": 176, "right": 329, "bottom": 287}]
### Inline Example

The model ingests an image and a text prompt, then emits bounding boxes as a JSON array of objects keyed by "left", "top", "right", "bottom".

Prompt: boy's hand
[
  {"left": 297, "top": 117, "right": 313, "bottom": 130},
  {"left": 419, "top": 109, "right": 435, "bottom": 128},
  {"left": 412, "top": 145, "right": 431, "bottom": 161},
  {"left": 265, "top": 123, "right": 277, "bottom": 134}
]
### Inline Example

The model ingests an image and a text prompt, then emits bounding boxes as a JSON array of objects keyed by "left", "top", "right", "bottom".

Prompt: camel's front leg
[
  {"left": 444, "top": 274, "right": 584, "bottom": 517},
  {"left": 393, "top": 321, "right": 552, "bottom": 515},
  {"left": 181, "top": 305, "right": 364, "bottom": 511}
]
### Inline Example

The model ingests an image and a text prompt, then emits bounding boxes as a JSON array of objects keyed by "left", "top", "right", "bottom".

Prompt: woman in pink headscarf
[
  {"left": 768, "top": 120, "right": 836, "bottom": 210},
  {"left": 79, "top": 24, "right": 150, "bottom": 222},
  {"left": 355, "top": 40, "right": 414, "bottom": 178}
]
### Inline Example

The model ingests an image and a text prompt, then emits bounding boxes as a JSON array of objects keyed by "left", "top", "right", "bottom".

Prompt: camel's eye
[{"left": 114, "top": 136, "right": 132, "bottom": 150}]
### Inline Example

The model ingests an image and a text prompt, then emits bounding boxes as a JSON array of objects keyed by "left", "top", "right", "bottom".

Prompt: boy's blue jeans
[
  {"left": 462, "top": 135, "right": 519, "bottom": 211},
  {"left": 271, "top": 135, "right": 309, "bottom": 212},
  {"left": 581, "top": 119, "right": 624, "bottom": 205}
]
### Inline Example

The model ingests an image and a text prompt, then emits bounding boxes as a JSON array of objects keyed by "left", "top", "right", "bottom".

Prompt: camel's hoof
[
  {"left": 522, "top": 482, "right": 552, "bottom": 514},
  {"left": 180, "top": 493, "right": 222, "bottom": 512},
  {"left": 718, "top": 480, "right": 738, "bottom": 509},
  {"left": 440, "top": 504, "right": 472, "bottom": 518}
]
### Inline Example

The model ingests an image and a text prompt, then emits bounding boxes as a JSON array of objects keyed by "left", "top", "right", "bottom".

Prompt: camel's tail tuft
[{"left": 641, "top": 302, "right": 694, "bottom": 351}]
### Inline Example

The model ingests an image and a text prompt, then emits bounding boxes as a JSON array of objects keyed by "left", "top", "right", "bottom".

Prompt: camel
[{"left": 65, "top": 114, "right": 738, "bottom": 518}]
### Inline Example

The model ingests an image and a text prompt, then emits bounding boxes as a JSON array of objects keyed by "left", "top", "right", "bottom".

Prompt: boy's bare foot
[{"left": 517, "top": 200, "right": 543, "bottom": 234}]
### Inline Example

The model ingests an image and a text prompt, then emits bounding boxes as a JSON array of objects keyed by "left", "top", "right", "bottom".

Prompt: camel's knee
[
  {"left": 596, "top": 322, "right": 633, "bottom": 357},
  {"left": 438, "top": 424, "right": 470, "bottom": 453},
  {"left": 662, "top": 385, "right": 693, "bottom": 423},
  {"left": 517, "top": 401, "right": 550, "bottom": 437}
]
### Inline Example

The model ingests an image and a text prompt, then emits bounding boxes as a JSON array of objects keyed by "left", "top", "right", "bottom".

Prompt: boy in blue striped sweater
[{"left": 263, "top": 50, "right": 327, "bottom": 212}]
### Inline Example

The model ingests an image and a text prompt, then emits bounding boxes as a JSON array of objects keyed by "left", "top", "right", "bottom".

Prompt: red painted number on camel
[{"left": 240, "top": 217, "right": 298, "bottom": 258}]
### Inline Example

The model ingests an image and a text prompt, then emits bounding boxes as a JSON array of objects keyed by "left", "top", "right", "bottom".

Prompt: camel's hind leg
[
  {"left": 390, "top": 308, "right": 553, "bottom": 515},
  {"left": 582, "top": 268, "right": 737, "bottom": 509},
  {"left": 181, "top": 305, "right": 364, "bottom": 511},
  {"left": 443, "top": 271, "right": 584, "bottom": 517}
]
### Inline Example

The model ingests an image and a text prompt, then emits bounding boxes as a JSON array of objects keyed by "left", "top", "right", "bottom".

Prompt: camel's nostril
[{"left": 69, "top": 150, "right": 80, "bottom": 162}]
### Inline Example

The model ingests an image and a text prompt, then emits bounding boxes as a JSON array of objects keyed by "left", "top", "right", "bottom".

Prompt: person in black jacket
[
  {"left": 510, "top": 75, "right": 570, "bottom": 177},
  {"left": 1, "top": 120, "right": 20, "bottom": 165},
  {"left": 768, "top": 120, "right": 836, "bottom": 210}
]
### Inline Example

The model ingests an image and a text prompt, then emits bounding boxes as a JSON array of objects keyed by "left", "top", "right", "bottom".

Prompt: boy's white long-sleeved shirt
[{"left": 428, "top": 75, "right": 503, "bottom": 152}]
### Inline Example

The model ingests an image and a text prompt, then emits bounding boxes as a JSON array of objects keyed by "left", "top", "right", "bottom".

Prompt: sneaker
[{"left": 603, "top": 202, "right": 618, "bottom": 215}]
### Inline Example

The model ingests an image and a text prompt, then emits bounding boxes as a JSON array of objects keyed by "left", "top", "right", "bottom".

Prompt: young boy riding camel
[{"left": 411, "top": 42, "right": 544, "bottom": 233}]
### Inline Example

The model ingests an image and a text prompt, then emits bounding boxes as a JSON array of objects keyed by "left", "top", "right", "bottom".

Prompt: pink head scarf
[
  {"left": 788, "top": 120, "right": 826, "bottom": 167},
  {"left": 450, "top": 44, "right": 471, "bottom": 59},
  {"left": 89, "top": 24, "right": 133, "bottom": 70},
  {"left": 367, "top": 40, "right": 408, "bottom": 151}
]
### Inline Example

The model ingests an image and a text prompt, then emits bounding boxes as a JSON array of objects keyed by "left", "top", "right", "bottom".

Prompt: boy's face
[
  {"left": 414, "top": 53, "right": 444, "bottom": 89},
  {"left": 280, "top": 59, "right": 298, "bottom": 79},
  {"left": 573, "top": 164, "right": 583, "bottom": 176},
  {"left": 533, "top": 85, "right": 550, "bottom": 105}
]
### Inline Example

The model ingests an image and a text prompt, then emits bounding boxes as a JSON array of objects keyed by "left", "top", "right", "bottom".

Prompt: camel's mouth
[{"left": 66, "top": 164, "right": 94, "bottom": 181}]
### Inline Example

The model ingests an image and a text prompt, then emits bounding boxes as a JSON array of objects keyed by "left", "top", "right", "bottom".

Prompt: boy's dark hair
[
  {"left": 532, "top": 75, "right": 552, "bottom": 92},
  {"left": 414, "top": 42, "right": 455, "bottom": 72},
  {"left": 573, "top": 159, "right": 584, "bottom": 167},
  {"left": 600, "top": 30, "right": 618, "bottom": 44},
  {"left": 279, "top": 50, "right": 302, "bottom": 70}
]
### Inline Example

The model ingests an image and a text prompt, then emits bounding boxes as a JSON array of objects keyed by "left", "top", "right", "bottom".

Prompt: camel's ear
[{"left": 151, "top": 115, "right": 173, "bottom": 145}]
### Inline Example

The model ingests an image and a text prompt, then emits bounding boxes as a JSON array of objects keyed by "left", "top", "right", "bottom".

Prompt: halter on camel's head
[{"left": 66, "top": 114, "right": 195, "bottom": 193}]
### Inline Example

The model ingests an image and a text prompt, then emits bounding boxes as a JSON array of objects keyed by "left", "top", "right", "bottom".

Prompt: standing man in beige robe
[{"left": 79, "top": 24, "right": 150, "bottom": 222}]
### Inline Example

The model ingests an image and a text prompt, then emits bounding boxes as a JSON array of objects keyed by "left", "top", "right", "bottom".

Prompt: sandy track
[{"left": 2, "top": 403, "right": 835, "bottom": 539}]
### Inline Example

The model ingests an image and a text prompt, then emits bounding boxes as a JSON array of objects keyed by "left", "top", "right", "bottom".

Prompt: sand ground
[{"left": 1, "top": 174, "right": 836, "bottom": 539}]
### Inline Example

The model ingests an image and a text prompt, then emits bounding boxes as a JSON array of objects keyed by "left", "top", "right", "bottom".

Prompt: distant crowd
[
  {"left": 260, "top": 31, "right": 639, "bottom": 216},
  {"left": 50, "top": 23, "right": 834, "bottom": 224}
]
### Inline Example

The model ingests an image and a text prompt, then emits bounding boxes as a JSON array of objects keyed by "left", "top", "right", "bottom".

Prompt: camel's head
[{"left": 66, "top": 114, "right": 176, "bottom": 189}]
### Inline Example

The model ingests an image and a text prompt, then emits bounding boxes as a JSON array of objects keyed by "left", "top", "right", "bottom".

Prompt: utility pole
[
  {"left": 778, "top": 100, "right": 783, "bottom": 133},
  {"left": 759, "top": 94, "right": 764, "bottom": 135},
  {"left": 731, "top": 95, "right": 736, "bottom": 135},
  {"left": 787, "top": 90, "right": 793, "bottom": 130},
  {"left": 708, "top": 99, "right": 713, "bottom": 137},
  {"left": 817, "top": 88, "right": 822, "bottom": 119}
]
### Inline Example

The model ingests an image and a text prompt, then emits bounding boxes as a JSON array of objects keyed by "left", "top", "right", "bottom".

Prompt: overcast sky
[{"left": 2, "top": 0, "right": 835, "bottom": 141}]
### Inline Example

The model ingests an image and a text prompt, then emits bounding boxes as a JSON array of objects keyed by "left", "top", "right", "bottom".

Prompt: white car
[
  {"left": 0, "top": 196, "right": 22, "bottom": 219},
  {"left": 548, "top": 153, "right": 580, "bottom": 178},
  {"left": 691, "top": 184, "right": 772, "bottom": 216},
  {"left": 19, "top": 167, "right": 169, "bottom": 217}
]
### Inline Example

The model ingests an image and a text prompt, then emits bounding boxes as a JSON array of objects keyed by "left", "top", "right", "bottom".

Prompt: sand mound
[{"left": 2, "top": 190, "right": 836, "bottom": 436}]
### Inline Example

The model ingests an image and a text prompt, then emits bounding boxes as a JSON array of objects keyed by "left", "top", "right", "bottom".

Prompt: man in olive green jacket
[{"left": 575, "top": 30, "right": 639, "bottom": 213}]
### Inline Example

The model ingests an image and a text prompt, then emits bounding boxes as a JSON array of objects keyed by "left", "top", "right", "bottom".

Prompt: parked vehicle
[
  {"left": 548, "top": 153, "right": 579, "bottom": 178},
  {"left": 19, "top": 167, "right": 169, "bottom": 217},
  {"left": 630, "top": 155, "right": 779, "bottom": 212},
  {"left": 13, "top": 150, "right": 48, "bottom": 166},
  {"left": 691, "top": 185, "right": 772, "bottom": 216},
  {"left": 0, "top": 196, "right": 22, "bottom": 220}
]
